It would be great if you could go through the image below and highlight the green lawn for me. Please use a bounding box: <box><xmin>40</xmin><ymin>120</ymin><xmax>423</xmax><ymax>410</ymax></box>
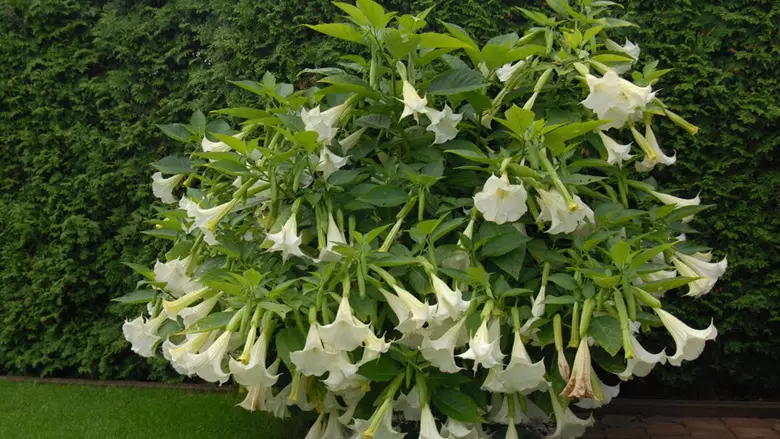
<box><xmin>0</xmin><ymin>381</ymin><xmax>307</xmax><ymax>439</ymax></box>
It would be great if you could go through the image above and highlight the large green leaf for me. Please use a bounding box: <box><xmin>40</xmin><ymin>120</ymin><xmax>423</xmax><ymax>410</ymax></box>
<box><xmin>152</xmin><ymin>155</ymin><xmax>194</xmax><ymax>174</ymax></box>
<box><xmin>427</xmin><ymin>69</ymin><xmax>484</xmax><ymax>95</ymax></box>
<box><xmin>183</xmin><ymin>311</ymin><xmax>234</xmax><ymax>333</ymax></box>
<box><xmin>357</xmin><ymin>356</ymin><xmax>401</xmax><ymax>382</ymax></box>
<box><xmin>589</xmin><ymin>315</ymin><xmax>622</xmax><ymax>356</ymax></box>
<box><xmin>432</xmin><ymin>388</ymin><xmax>481</xmax><ymax>423</ymax></box>
<box><xmin>306</xmin><ymin>23</ymin><xmax>366</xmax><ymax>45</ymax></box>
<box><xmin>358</xmin><ymin>185</ymin><xmax>409</xmax><ymax>207</ymax></box>
<box><xmin>112</xmin><ymin>289</ymin><xmax>156</xmax><ymax>304</ymax></box>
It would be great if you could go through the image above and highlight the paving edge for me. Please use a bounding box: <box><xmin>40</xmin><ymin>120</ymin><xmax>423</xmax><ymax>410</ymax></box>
<box><xmin>0</xmin><ymin>376</ymin><xmax>231</xmax><ymax>392</ymax></box>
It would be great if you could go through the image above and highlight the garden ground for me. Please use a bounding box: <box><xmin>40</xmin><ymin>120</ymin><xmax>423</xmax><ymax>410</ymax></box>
<box><xmin>0</xmin><ymin>380</ymin><xmax>305</xmax><ymax>439</ymax></box>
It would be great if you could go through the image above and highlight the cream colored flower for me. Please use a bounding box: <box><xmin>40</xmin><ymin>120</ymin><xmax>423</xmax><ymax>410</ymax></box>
<box><xmin>581</xmin><ymin>70</ymin><xmax>654</xmax><ymax>130</ymax></box>
<box><xmin>229</xmin><ymin>332</ymin><xmax>280</xmax><ymax>387</ymax></box>
<box><xmin>537</xmin><ymin>188</ymin><xmax>595</xmax><ymax>235</ymax></box>
<box><xmin>318</xmin><ymin>146</ymin><xmax>349</xmax><ymax>179</ymax></box>
<box><xmin>458</xmin><ymin>318</ymin><xmax>504</xmax><ymax>370</ymax></box>
<box><xmin>382</xmin><ymin>286</ymin><xmax>432</xmax><ymax>334</ymax></box>
<box><xmin>597</xmin><ymin>131</ymin><xmax>634</xmax><ymax>167</ymax></box>
<box><xmin>498</xmin><ymin>331</ymin><xmax>548</xmax><ymax>394</ymax></box>
<box><xmin>178</xmin><ymin>293</ymin><xmax>221</xmax><ymax>328</ymax></box>
<box><xmin>561</xmin><ymin>338</ymin><xmax>594</xmax><ymax>399</ymax></box>
<box><xmin>153</xmin><ymin>256</ymin><xmax>201</xmax><ymax>298</ymax></box>
<box><xmin>420</xmin><ymin>405</ymin><xmax>447</xmax><ymax>439</ymax></box>
<box><xmin>430</xmin><ymin>273</ymin><xmax>471</xmax><ymax>321</ymax></box>
<box><xmin>290</xmin><ymin>325</ymin><xmax>351</xmax><ymax>377</ymax></box>
<box><xmin>318</xmin><ymin>296</ymin><xmax>373</xmax><ymax>352</ymax></box>
<box><xmin>393</xmin><ymin>386</ymin><xmax>421</xmax><ymax>421</ymax></box>
<box><xmin>546</xmin><ymin>387</ymin><xmax>595</xmax><ymax>439</ymax></box>
<box><xmin>474</xmin><ymin>174</ymin><xmax>528</xmax><ymax>224</ymax></box>
<box><xmin>617</xmin><ymin>326</ymin><xmax>666</xmax><ymax>380</ymax></box>
<box><xmin>426</xmin><ymin>105</ymin><xmax>463</xmax><ymax>144</ymax></box>
<box><xmin>575</xmin><ymin>374</ymin><xmax>620</xmax><ymax>409</ymax></box>
<box><xmin>606</xmin><ymin>39</ymin><xmax>640</xmax><ymax>60</ymax></box>
<box><xmin>181</xmin><ymin>330</ymin><xmax>232</xmax><ymax>384</ymax></box>
<box><xmin>180</xmin><ymin>197</ymin><xmax>234</xmax><ymax>245</ymax></box>
<box><xmin>151</xmin><ymin>173</ymin><xmax>184</xmax><ymax>204</ymax></box>
<box><xmin>267</xmin><ymin>214</ymin><xmax>307</xmax><ymax>261</ymax></box>
<box><xmin>301</xmin><ymin>102</ymin><xmax>350</xmax><ymax>145</ymax></box>
<box><xmin>634</xmin><ymin>124</ymin><xmax>676</xmax><ymax>172</ymax></box>
<box><xmin>497</xmin><ymin>61</ymin><xmax>525</xmax><ymax>83</ymax></box>
<box><xmin>399</xmin><ymin>80</ymin><xmax>428</xmax><ymax>122</ymax></box>
<box><xmin>672</xmin><ymin>251</ymin><xmax>728</xmax><ymax>297</ymax></box>
<box><xmin>656</xmin><ymin>309</ymin><xmax>717</xmax><ymax>366</ymax></box>
<box><xmin>421</xmin><ymin>317</ymin><xmax>467</xmax><ymax>373</ymax></box>
<box><xmin>650</xmin><ymin>191</ymin><xmax>700</xmax><ymax>223</ymax></box>
<box><xmin>163</xmin><ymin>332</ymin><xmax>212</xmax><ymax>376</ymax></box>
<box><xmin>162</xmin><ymin>287</ymin><xmax>210</xmax><ymax>320</ymax></box>
<box><xmin>318</xmin><ymin>213</ymin><xmax>347</xmax><ymax>262</ymax></box>
<box><xmin>122</xmin><ymin>313</ymin><xmax>167</xmax><ymax>358</ymax></box>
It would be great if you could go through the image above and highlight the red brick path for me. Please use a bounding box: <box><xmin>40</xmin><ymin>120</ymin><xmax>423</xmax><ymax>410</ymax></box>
<box><xmin>583</xmin><ymin>415</ymin><xmax>780</xmax><ymax>439</ymax></box>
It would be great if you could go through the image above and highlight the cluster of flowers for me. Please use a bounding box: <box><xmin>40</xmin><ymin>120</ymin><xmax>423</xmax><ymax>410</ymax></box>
<box><xmin>123</xmin><ymin>1</ymin><xmax>729</xmax><ymax>438</ymax></box>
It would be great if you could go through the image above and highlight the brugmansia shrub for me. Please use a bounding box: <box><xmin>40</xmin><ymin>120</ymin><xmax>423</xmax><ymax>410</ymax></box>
<box><xmin>120</xmin><ymin>0</ymin><xmax>728</xmax><ymax>437</ymax></box>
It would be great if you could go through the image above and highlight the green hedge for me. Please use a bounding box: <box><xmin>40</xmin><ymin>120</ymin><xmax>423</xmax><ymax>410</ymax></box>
<box><xmin>1</xmin><ymin>0</ymin><xmax>777</xmax><ymax>397</ymax></box>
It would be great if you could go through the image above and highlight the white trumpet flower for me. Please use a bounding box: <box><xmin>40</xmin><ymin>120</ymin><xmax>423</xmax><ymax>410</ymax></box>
<box><xmin>164</xmin><ymin>331</ymin><xmax>212</xmax><ymax>375</ymax></box>
<box><xmin>337</xmin><ymin>128</ymin><xmax>366</xmax><ymax>153</ymax></box>
<box><xmin>201</xmin><ymin>135</ymin><xmax>231</xmax><ymax>152</ymax></box>
<box><xmin>650</xmin><ymin>191</ymin><xmax>701</xmax><ymax>223</ymax></box>
<box><xmin>421</xmin><ymin>317</ymin><xmax>467</xmax><ymax>373</ymax></box>
<box><xmin>575</xmin><ymin>374</ymin><xmax>620</xmax><ymax>409</ymax></box>
<box><xmin>672</xmin><ymin>251</ymin><xmax>728</xmax><ymax>297</ymax></box>
<box><xmin>606</xmin><ymin>39</ymin><xmax>640</xmax><ymax>61</ymax></box>
<box><xmin>561</xmin><ymin>338</ymin><xmax>595</xmax><ymax>399</ymax></box>
<box><xmin>582</xmin><ymin>70</ymin><xmax>654</xmax><ymax>130</ymax></box>
<box><xmin>440</xmin><ymin>419</ymin><xmax>487</xmax><ymax>439</ymax></box>
<box><xmin>122</xmin><ymin>313</ymin><xmax>167</xmax><ymax>358</ymax></box>
<box><xmin>489</xmin><ymin>394</ymin><xmax>530</xmax><ymax>425</ymax></box>
<box><xmin>547</xmin><ymin>388</ymin><xmax>595</xmax><ymax>439</ymax></box>
<box><xmin>151</xmin><ymin>173</ymin><xmax>184</xmax><ymax>204</ymax></box>
<box><xmin>498</xmin><ymin>331</ymin><xmax>548</xmax><ymax>394</ymax></box>
<box><xmin>350</xmin><ymin>410</ymin><xmax>404</xmax><ymax>439</ymax></box>
<box><xmin>537</xmin><ymin>188</ymin><xmax>595</xmax><ymax>235</ymax></box>
<box><xmin>382</xmin><ymin>286</ymin><xmax>431</xmax><ymax>334</ymax></box>
<box><xmin>182</xmin><ymin>330</ymin><xmax>232</xmax><ymax>384</ymax></box>
<box><xmin>229</xmin><ymin>332</ymin><xmax>280</xmax><ymax>387</ymax></box>
<box><xmin>497</xmin><ymin>61</ymin><xmax>525</xmax><ymax>83</ymax></box>
<box><xmin>655</xmin><ymin>309</ymin><xmax>717</xmax><ymax>366</ymax></box>
<box><xmin>322</xmin><ymin>360</ymin><xmax>364</xmax><ymax>393</ymax></box>
<box><xmin>238</xmin><ymin>384</ymin><xmax>267</xmax><ymax>412</ymax></box>
<box><xmin>301</xmin><ymin>102</ymin><xmax>350</xmax><ymax>145</ymax></box>
<box><xmin>474</xmin><ymin>174</ymin><xmax>528</xmax><ymax>225</ymax></box>
<box><xmin>393</xmin><ymin>386</ymin><xmax>421</xmax><ymax>421</ymax></box>
<box><xmin>430</xmin><ymin>274</ymin><xmax>471</xmax><ymax>321</ymax></box>
<box><xmin>420</xmin><ymin>405</ymin><xmax>447</xmax><ymax>439</ymax></box>
<box><xmin>267</xmin><ymin>214</ymin><xmax>307</xmax><ymax>261</ymax></box>
<box><xmin>597</xmin><ymin>131</ymin><xmax>634</xmax><ymax>167</ymax></box>
<box><xmin>617</xmin><ymin>327</ymin><xmax>666</xmax><ymax>380</ymax></box>
<box><xmin>290</xmin><ymin>325</ymin><xmax>345</xmax><ymax>377</ymax></box>
<box><xmin>153</xmin><ymin>256</ymin><xmax>201</xmax><ymax>298</ymax></box>
<box><xmin>458</xmin><ymin>318</ymin><xmax>504</xmax><ymax>370</ymax></box>
<box><xmin>318</xmin><ymin>213</ymin><xmax>347</xmax><ymax>262</ymax></box>
<box><xmin>399</xmin><ymin>80</ymin><xmax>428</xmax><ymax>122</ymax></box>
<box><xmin>318</xmin><ymin>146</ymin><xmax>349</xmax><ymax>179</ymax></box>
<box><xmin>318</xmin><ymin>296</ymin><xmax>373</xmax><ymax>352</ymax></box>
<box><xmin>305</xmin><ymin>413</ymin><xmax>327</xmax><ymax>439</ymax></box>
<box><xmin>426</xmin><ymin>105</ymin><xmax>463</xmax><ymax>144</ymax></box>
<box><xmin>635</xmin><ymin>124</ymin><xmax>677</xmax><ymax>172</ymax></box>
<box><xmin>180</xmin><ymin>197</ymin><xmax>234</xmax><ymax>245</ymax></box>
<box><xmin>481</xmin><ymin>364</ymin><xmax>506</xmax><ymax>392</ymax></box>
<box><xmin>178</xmin><ymin>293</ymin><xmax>221</xmax><ymax>328</ymax></box>
<box><xmin>162</xmin><ymin>287</ymin><xmax>210</xmax><ymax>320</ymax></box>
<box><xmin>358</xmin><ymin>332</ymin><xmax>391</xmax><ymax>366</ymax></box>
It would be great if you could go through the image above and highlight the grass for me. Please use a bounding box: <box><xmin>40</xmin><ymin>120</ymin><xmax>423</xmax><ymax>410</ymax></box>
<box><xmin>0</xmin><ymin>381</ymin><xmax>307</xmax><ymax>439</ymax></box>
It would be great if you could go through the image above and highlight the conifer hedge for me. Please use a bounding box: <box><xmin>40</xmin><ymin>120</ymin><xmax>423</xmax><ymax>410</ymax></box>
<box><xmin>1</xmin><ymin>0</ymin><xmax>777</xmax><ymax>397</ymax></box>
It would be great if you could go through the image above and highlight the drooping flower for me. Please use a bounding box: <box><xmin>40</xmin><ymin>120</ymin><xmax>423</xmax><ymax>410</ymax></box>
<box><xmin>420</xmin><ymin>405</ymin><xmax>447</xmax><ymax>439</ymax></box>
<box><xmin>318</xmin><ymin>296</ymin><xmax>373</xmax><ymax>352</ymax></box>
<box><xmin>337</xmin><ymin>128</ymin><xmax>366</xmax><ymax>153</ymax></box>
<box><xmin>164</xmin><ymin>331</ymin><xmax>212</xmax><ymax>375</ymax></box>
<box><xmin>440</xmin><ymin>419</ymin><xmax>487</xmax><ymax>439</ymax></box>
<box><xmin>481</xmin><ymin>364</ymin><xmax>506</xmax><ymax>392</ymax></box>
<box><xmin>358</xmin><ymin>331</ymin><xmax>391</xmax><ymax>366</ymax></box>
<box><xmin>474</xmin><ymin>174</ymin><xmax>528</xmax><ymax>225</ymax></box>
<box><xmin>458</xmin><ymin>318</ymin><xmax>504</xmax><ymax>370</ymax></box>
<box><xmin>318</xmin><ymin>213</ymin><xmax>347</xmax><ymax>262</ymax></box>
<box><xmin>498</xmin><ymin>331</ymin><xmax>548</xmax><ymax>394</ymax></box>
<box><xmin>655</xmin><ymin>308</ymin><xmax>717</xmax><ymax>366</ymax></box>
<box><xmin>301</xmin><ymin>102</ymin><xmax>350</xmax><ymax>145</ymax></box>
<box><xmin>546</xmin><ymin>387</ymin><xmax>595</xmax><ymax>439</ymax></box>
<box><xmin>181</xmin><ymin>330</ymin><xmax>233</xmax><ymax>384</ymax></box>
<box><xmin>497</xmin><ymin>61</ymin><xmax>525</xmax><ymax>83</ymax></box>
<box><xmin>238</xmin><ymin>384</ymin><xmax>267</xmax><ymax>412</ymax></box>
<box><xmin>178</xmin><ymin>293</ymin><xmax>221</xmax><ymax>328</ymax></box>
<box><xmin>180</xmin><ymin>197</ymin><xmax>235</xmax><ymax>245</ymax></box>
<box><xmin>305</xmin><ymin>413</ymin><xmax>327</xmax><ymax>439</ymax></box>
<box><xmin>597</xmin><ymin>131</ymin><xmax>634</xmax><ymax>167</ymax></box>
<box><xmin>318</xmin><ymin>146</ymin><xmax>349</xmax><ymax>179</ymax></box>
<box><xmin>520</xmin><ymin>284</ymin><xmax>547</xmax><ymax>334</ymax></box>
<box><xmin>153</xmin><ymin>256</ymin><xmax>201</xmax><ymax>298</ymax></box>
<box><xmin>122</xmin><ymin>313</ymin><xmax>167</xmax><ymax>357</ymax></box>
<box><xmin>650</xmin><ymin>191</ymin><xmax>701</xmax><ymax>222</ymax></box>
<box><xmin>151</xmin><ymin>173</ymin><xmax>184</xmax><ymax>204</ymax></box>
<box><xmin>229</xmin><ymin>332</ymin><xmax>280</xmax><ymax>387</ymax></box>
<box><xmin>162</xmin><ymin>287</ymin><xmax>210</xmax><ymax>320</ymax></box>
<box><xmin>267</xmin><ymin>214</ymin><xmax>307</xmax><ymax>261</ymax></box>
<box><xmin>349</xmin><ymin>410</ymin><xmax>404</xmax><ymax>439</ymax></box>
<box><xmin>201</xmin><ymin>135</ymin><xmax>231</xmax><ymax>152</ymax></box>
<box><xmin>581</xmin><ymin>70</ymin><xmax>654</xmax><ymax>130</ymax></box>
<box><xmin>561</xmin><ymin>338</ymin><xmax>595</xmax><ymax>399</ymax></box>
<box><xmin>290</xmin><ymin>324</ymin><xmax>346</xmax><ymax>377</ymax></box>
<box><xmin>430</xmin><ymin>273</ymin><xmax>471</xmax><ymax>321</ymax></box>
<box><xmin>426</xmin><ymin>105</ymin><xmax>463</xmax><ymax>144</ymax></box>
<box><xmin>421</xmin><ymin>317</ymin><xmax>467</xmax><ymax>373</ymax></box>
<box><xmin>617</xmin><ymin>326</ymin><xmax>666</xmax><ymax>381</ymax></box>
<box><xmin>536</xmin><ymin>188</ymin><xmax>595</xmax><ymax>235</ymax></box>
<box><xmin>634</xmin><ymin>124</ymin><xmax>677</xmax><ymax>172</ymax></box>
<box><xmin>322</xmin><ymin>359</ymin><xmax>364</xmax><ymax>393</ymax></box>
<box><xmin>382</xmin><ymin>286</ymin><xmax>431</xmax><ymax>334</ymax></box>
<box><xmin>399</xmin><ymin>80</ymin><xmax>428</xmax><ymax>122</ymax></box>
<box><xmin>393</xmin><ymin>386</ymin><xmax>421</xmax><ymax>421</ymax></box>
<box><xmin>672</xmin><ymin>251</ymin><xmax>728</xmax><ymax>297</ymax></box>
<box><xmin>321</xmin><ymin>412</ymin><xmax>348</xmax><ymax>439</ymax></box>
<box><xmin>575</xmin><ymin>374</ymin><xmax>620</xmax><ymax>409</ymax></box>
<box><xmin>606</xmin><ymin>39</ymin><xmax>640</xmax><ymax>61</ymax></box>
<box><xmin>488</xmin><ymin>393</ymin><xmax>531</xmax><ymax>425</ymax></box>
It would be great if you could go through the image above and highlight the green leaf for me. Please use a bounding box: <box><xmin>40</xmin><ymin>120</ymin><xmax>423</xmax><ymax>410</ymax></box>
<box><xmin>440</xmin><ymin>22</ymin><xmax>479</xmax><ymax>50</ymax></box>
<box><xmin>112</xmin><ymin>289</ymin><xmax>156</xmax><ymax>304</ymax></box>
<box><xmin>640</xmin><ymin>276</ymin><xmax>699</xmax><ymax>293</ymax></box>
<box><xmin>183</xmin><ymin>311</ymin><xmax>234</xmax><ymax>333</ymax></box>
<box><xmin>210</xmin><ymin>107</ymin><xmax>269</xmax><ymax>119</ymax></box>
<box><xmin>599</xmin><ymin>17</ymin><xmax>637</xmax><ymax>28</ymax></box>
<box><xmin>432</xmin><ymin>217</ymin><xmax>467</xmax><ymax>243</ymax></box>
<box><xmin>356</xmin><ymin>113</ymin><xmax>391</xmax><ymax>129</ymax></box>
<box><xmin>592</xmin><ymin>53</ymin><xmax>635</xmax><ymax>63</ymax></box>
<box><xmin>497</xmin><ymin>105</ymin><xmax>535</xmax><ymax>136</ymax></box>
<box><xmin>419</xmin><ymin>32</ymin><xmax>475</xmax><ymax>50</ymax></box>
<box><xmin>305</xmin><ymin>23</ymin><xmax>366</xmax><ymax>45</ymax></box>
<box><xmin>630</xmin><ymin>242</ymin><xmax>677</xmax><ymax>271</ymax></box>
<box><xmin>491</xmin><ymin>246</ymin><xmax>526</xmax><ymax>280</ymax></box>
<box><xmin>544</xmin><ymin>295</ymin><xmax>576</xmax><ymax>305</ymax></box>
<box><xmin>157</xmin><ymin>123</ymin><xmax>191</xmax><ymax>143</ymax></box>
<box><xmin>328</xmin><ymin>170</ymin><xmax>365</xmax><ymax>186</ymax></box>
<box><xmin>276</xmin><ymin>327</ymin><xmax>305</xmax><ymax>370</ymax></box>
<box><xmin>359</xmin><ymin>185</ymin><xmax>409</xmax><ymax>207</ymax></box>
<box><xmin>589</xmin><ymin>315</ymin><xmax>622</xmax><ymax>356</ymax></box>
<box><xmin>152</xmin><ymin>155</ymin><xmax>194</xmax><ymax>175</ymax></box>
<box><xmin>444</xmin><ymin>149</ymin><xmax>496</xmax><ymax>165</ymax></box>
<box><xmin>610</xmin><ymin>240</ymin><xmax>632</xmax><ymax>266</ymax></box>
<box><xmin>480</xmin><ymin>232</ymin><xmax>528</xmax><ymax>257</ymax></box>
<box><xmin>228</xmin><ymin>80</ymin><xmax>267</xmax><ymax>97</ymax></box>
<box><xmin>427</xmin><ymin>69</ymin><xmax>484</xmax><ymax>95</ymax></box>
<box><xmin>559</xmin><ymin>174</ymin><xmax>607</xmax><ymax>185</ymax></box>
<box><xmin>158</xmin><ymin>320</ymin><xmax>183</xmax><ymax>339</ymax></box>
<box><xmin>357</xmin><ymin>356</ymin><xmax>401</xmax><ymax>382</ymax></box>
<box><xmin>432</xmin><ymin>388</ymin><xmax>481</xmax><ymax>423</ymax></box>
<box><xmin>548</xmin><ymin>273</ymin><xmax>577</xmax><ymax>290</ymax></box>
<box><xmin>665</xmin><ymin>205</ymin><xmax>713</xmax><ymax>224</ymax></box>
<box><xmin>122</xmin><ymin>262</ymin><xmax>155</xmax><ymax>280</ymax></box>
<box><xmin>544</xmin><ymin>120</ymin><xmax>609</xmax><ymax>155</ymax></box>
<box><xmin>257</xmin><ymin>301</ymin><xmax>292</xmax><ymax>319</ymax></box>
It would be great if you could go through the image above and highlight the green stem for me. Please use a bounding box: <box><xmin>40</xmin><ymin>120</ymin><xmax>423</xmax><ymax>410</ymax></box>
<box><xmin>613</xmin><ymin>289</ymin><xmax>635</xmax><ymax>359</ymax></box>
<box><xmin>379</xmin><ymin>197</ymin><xmax>417</xmax><ymax>252</ymax></box>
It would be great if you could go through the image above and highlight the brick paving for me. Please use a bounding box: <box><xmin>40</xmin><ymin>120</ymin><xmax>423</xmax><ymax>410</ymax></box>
<box><xmin>584</xmin><ymin>415</ymin><xmax>780</xmax><ymax>439</ymax></box>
